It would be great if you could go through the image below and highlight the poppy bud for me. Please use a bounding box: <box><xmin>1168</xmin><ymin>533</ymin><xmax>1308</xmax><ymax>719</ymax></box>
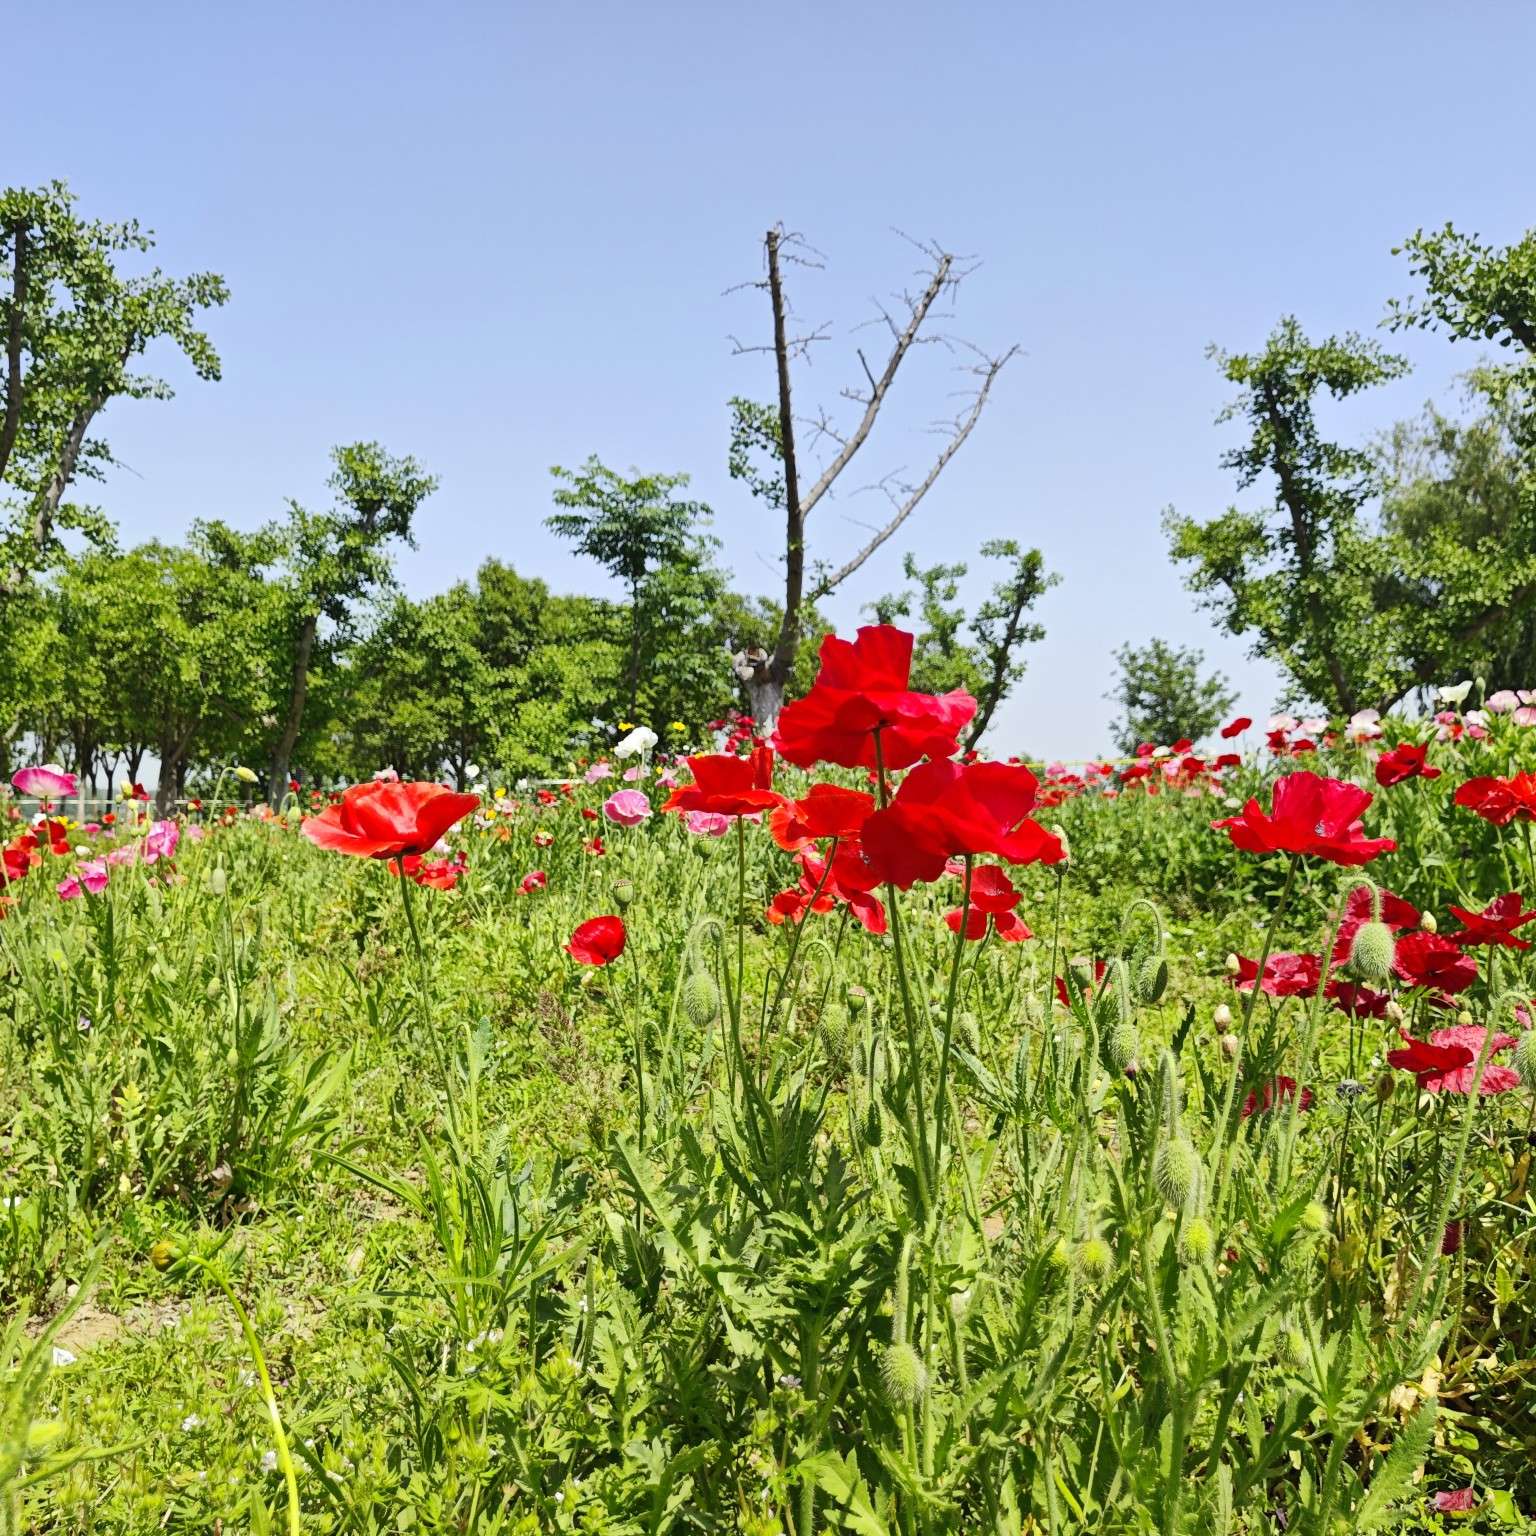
<box><xmin>680</xmin><ymin>972</ymin><xmax>720</xmax><ymax>1029</ymax></box>
<box><xmin>1136</xmin><ymin>954</ymin><xmax>1169</xmax><ymax>1005</ymax></box>
<box><xmin>1456</xmin><ymin>1010</ymin><xmax>1473</xmax><ymax>1029</ymax></box>
<box><xmin>1178</xmin><ymin>1214</ymin><xmax>1213</xmax><ymax>1266</ymax></box>
<box><xmin>1044</xmin><ymin>1236</ymin><xmax>1072</xmax><ymax>1272</ymax></box>
<box><xmin>1385</xmin><ymin>1000</ymin><xmax>1406</xmax><ymax>1024</ymax></box>
<box><xmin>862</xmin><ymin>1100</ymin><xmax>884</xmax><ymax>1148</ymax></box>
<box><xmin>1105</xmin><ymin>1017</ymin><xmax>1140</xmax><ymax>1078</ymax></box>
<box><xmin>956</xmin><ymin>1011</ymin><xmax>980</xmax><ymax>1056</ymax></box>
<box><xmin>819</xmin><ymin>1008</ymin><xmax>852</xmax><ymax>1066</ymax></box>
<box><xmin>1420</xmin><ymin>912</ymin><xmax>1437</xmax><ymax>935</ymax></box>
<box><xmin>1514</xmin><ymin>1030</ymin><xmax>1536</xmax><ymax>1086</ymax></box>
<box><xmin>233</xmin><ymin>766</ymin><xmax>259</xmax><ymax>784</ymax></box>
<box><xmin>1213</xmin><ymin>1003</ymin><xmax>1233</xmax><ymax>1029</ymax></box>
<box><xmin>208</xmin><ymin>866</ymin><xmax>228</xmax><ymax>897</ymax></box>
<box><xmin>1376</xmin><ymin>1072</ymin><xmax>1397</xmax><ymax>1104</ymax></box>
<box><xmin>1347</xmin><ymin>921</ymin><xmax>1395</xmax><ymax>984</ymax></box>
<box><xmin>1224</xmin><ymin>953</ymin><xmax>1241</xmax><ymax>977</ymax></box>
<box><xmin>1298</xmin><ymin>1201</ymin><xmax>1329</xmax><ymax>1236</ymax></box>
<box><xmin>1050</xmin><ymin>825</ymin><xmax>1071</xmax><ymax>866</ymax></box>
<box><xmin>880</xmin><ymin>1342</ymin><xmax>928</xmax><ymax>1406</ymax></box>
<box><xmin>1279</xmin><ymin>1321</ymin><xmax>1308</xmax><ymax>1367</ymax></box>
<box><xmin>1077</xmin><ymin>1237</ymin><xmax>1114</xmax><ymax>1283</ymax></box>
<box><xmin>612</xmin><ymin>878</ymin><xmax>635</xmax><ymax>908</ymax></box>
<box><xmin>149</xmin><ymin>1238</ymin><xmax>183</xmax><ymax>1272</ymax></box>
<box><xmin>1154</xmin><ymin>1137</ymin><xmax>1201</xmax><ymax>1209</ymax></box>
<box><xmin>1220</xmin><ymin>1032</ymin><xmax>1241</xmax><ymax>1061</ymax></box>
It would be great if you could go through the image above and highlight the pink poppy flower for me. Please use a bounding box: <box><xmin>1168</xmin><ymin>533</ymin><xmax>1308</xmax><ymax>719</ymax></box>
<box><xmin>106</xmin><ymin>844</ymin><xmax>138</xmax><ymax>867</ymax></box>
<box><xmin>140</xmin><ymin>820</ymin><xmax>180</xmax><ymax>863</ymax></box>
<box><xmin>584</xmin><ymin>762</ymin><xmax>614</xmax><ymax>784</ymax></box>
<box><xmin>622</xmin><ymin>765</ymin><xmax>644</xmax><ymax>782</ymax></box>
<box><xmin>372</xmin><ymin>766</ymin><xmax>401</xmax><ymax>782</ymax></box>
<box><xmin>58</xmin><ymin>859</ymin><xmax>108</xmax><ymax>899</ymax></box>
<box><xmin>602</xmin><ymin>789</ymin><xmax>652</xmax><ymax>827</ymax></box>
<box><xmin>685</xmin><ymin>809</ymin><xmax>731</xmax><ymax>837</ymax></box>
<box><xmin>12</xmin><ymin>764</ymin><xmax>78</xmax><ymax>800</ymax></box>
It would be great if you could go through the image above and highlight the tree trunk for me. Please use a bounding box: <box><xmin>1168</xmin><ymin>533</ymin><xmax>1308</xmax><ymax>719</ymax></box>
<box><xmin>270</xmin><ymin>613</ymin><xmax>318</xmax><ymax>800</ymax></box>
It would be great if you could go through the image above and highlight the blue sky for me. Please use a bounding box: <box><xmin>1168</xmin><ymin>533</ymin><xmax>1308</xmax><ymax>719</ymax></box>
<box><xmin>8</xmin><ymin>2</ymin><xmax>1536</xmax><ymax>757</ymax></box>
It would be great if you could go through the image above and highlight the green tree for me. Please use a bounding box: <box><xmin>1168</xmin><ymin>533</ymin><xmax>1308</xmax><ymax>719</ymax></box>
<box><xmin>1106</xmin><ymin>638</ymin><xmax>1236</xmax><ymax>754</ymax></box>
<box><xmin>0</xmin><ymin>181</ymin><xmax>227</xmax><ymax>600</ymax></box>
<box><xmin>1164</xmin><ymin>318</ymin><xmax>1409</xmax><ymax>715</ymax></box>
<box><xmin>547</xmin><ymin>456</ymin><xmax>710</xmax><ymax>721</ymax></box>
<box><xmin>256</xmin><ymin>442</ymin><xmax>436</xmax><ymax>795</ymax></box>
<box><xmin>870</xmin><ymin>540</ymin><xmax>1055</xmax><ymax>748</ymax></box>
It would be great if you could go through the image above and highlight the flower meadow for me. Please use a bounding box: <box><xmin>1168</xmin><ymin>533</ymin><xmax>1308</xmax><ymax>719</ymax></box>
<box><xmin>7</xmin><ymin>627</ymin><xmax>1536</xmax><ymax>1533</ymax></box>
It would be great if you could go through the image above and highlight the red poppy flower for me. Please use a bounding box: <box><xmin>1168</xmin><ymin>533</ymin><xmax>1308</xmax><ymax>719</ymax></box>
<box><xmin>1393</xmin><ymin>931</ymin><xmax>1477</xmax><ymax>994</ymax></box>
<box><xmin>662</xmin><ymin>747</ymin><xmax>784</xmax><ymax>818</ymax></box>
<box><xmin>1214</xmin><ymin>752</ymin><xmax>1241</xmax><ymax>770</ymax></box>
<box><xmin>1331</xmin><ymin>884</ymin><xmax>1420</xmax><ymax>966</ymax></box>
<box><xmin>584</xmin><ymin>836</ymin><xmax>606</xmax><ymax>856</ymax></box>
<box><xmin>1387</xmin><ymin>1026</ymin><xmax>1518</xmax><ymax>1094</ymax></box>
<box><xmin>766</xmin><ymin>844</ymin><xmax>886</xmax><ymax>935</ymax></box>
<box><xmin>393</xmin><ymin>852</ymin><xmax>466</xmax><ymax>890</ymax></box>
<box><xmin>1171</xmin><ymin>737</ymin><xmax>1193</xmax><ymax>754</ymax></box>
<box><xmin>772</xmin><ymin>625</ymin><xmax>976</xmax><ymax>772</ymax></box>
<box><xmin>1454</xmin><ymin>771</ymin><xmax>1536</xmax><ymax>826</ymax></box>
<box><xmin>581</xmin><ymin>806</ymin><xmax>598</xmax><ymax>821</ymax></box>
<box><xmin>520</xmin><ymin>870</ymin><xmax>548</xmax><ymax>894</ymax></box>
<box><xmin>1231</xmin><ymin>951</ymin><xmax>1321</xmax><ymax>998</ymax></box>
<box><xmin>302</xmin><ymin>781</ymin><xmax>479</xmax><ymax>859</ymax></box>
<box><xmin>860</xmin><ymin>760</ymin><xmax>1063</xmax><ymax>889</ymax></box>
<box><xmin>567</xmin><ymin>914</ymin><xmax>627</xmax><ymax>966</ymax></box>
<box><xmin>1212</xmin><ymin>771</ymin><xmax>1395</xmax><ymax>866</ymax></box>
<box><xmin>768</xmin><ymin>783</ymin><xmax>875</xmax><ymax>851</ymax></box>
<box><xmin>967</xmin><ymin>863</ymin><xmax>1021</xmax><ymax>913</ymax></box>
<box><xmin>1220</xmin><ymin>716</ymin><xmax>1252</xmax><ymax>739</ymax></box>
<box><xmin>532</xmin><ymin>830</ymin><xmax>554</xmax><ymax>848</ymax></box>
<box><xmin>945</xmin><ymin>904</ymin><xmax>1032</xmax><ymax>943</ymax></box>
<box><xmin>1447</xmin><ymin>891</ymin><xmax>1536</xmax><ymax>949</ymax></box>
<box><xmin>1055</xmin><ymin>959</ymin><xmax>1108</xmax><ymax>1008</ymax></box>
<box><xmin>1374</xmin><ymin>741</ymin><xmax>1440</xmax><ymax>787</ymax></box>
<box><xmin>1326</xmin><ymin>979</ymin><xmax>1391</xmax><ymax>1019</ymax></box>
<box><xmin>1240</xmin><ymin>1075</ymin><xmax>1313</xmax><ymax>1118</ymax></box>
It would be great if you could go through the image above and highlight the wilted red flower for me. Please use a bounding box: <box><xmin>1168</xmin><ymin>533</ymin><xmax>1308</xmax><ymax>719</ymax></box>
<box><xmin>532</xmin><ymin>830</ymin><xmax>554</xmax><ymax>848</ymax></box>
<box><xmin>662</xmin><ymin>747</ymin><xmax>783</xmax><ymax>818</ymax></box>
<box><xmin>860</xmin><ymin>760</ymin><xmax>1063</xmax><ymax>889</ymax></box>
<box><xmin>1240</xmin><ymin>1075</ymin><xmax>1313</xmax><ymax>1118</ymax></box>
<box><xmin>1374</xmin><ymin>741</ymin><xmax>1440</xmax><ymax>787</ymax></box>
<box><xmin>1232</xmin><ymin>951</ymin><xmax>1321</xmax><ymax>998</ymax></box>
<box><xmin>302</xmin><ymin>781</ymin><xmax>479</xmax><ymax>859</ymax></box>
<box><xmin>520</xmin><ymin>870</ymin><xmax>548</xmax><ymax>894</ymax></box>
<box><xmin>1393</xmin><ymin>931</ymin><xmax>1477</xmax><ymax>994</ymax></box>
<box><xmin>1213</xmin><ymin>771</ymin><xmax>1394</xmax><ymax>865</ymax></box>
<box><xmin>945</xmin><ymin>905</ymin><xmax>1032</xmax><ymax>943</ymax></box>
<box><xmin>772</xmin><ymin>625</ymin><xmax>975</xmax><ymax>772</ymax></box>
<box><xmin>566</xmin><ymin>914</ymin><xmax>627</xmax><ymax>966</ymax></box>
<box><xmin>1431</xmin><ymin>1488</ymin><xmax>1477</xmax><ymax>1513</ymax></box>
<box><xmin>1454</xmin><ymin>771</ymin><xmax>1536</xmax><ymax>826</ymax></box>
<box><xmin>1447</xmin><ymin>891</ymin><xmax>1536</xmax><ymax>950</ymax></box>
<box><xmin>1387</xmin><ymin>1026</ymin><xmax>1518</xmax><ymax>1094</ymax></box>
<box><xmin>1441</xmin><ymin>1220</ymin><xmax>1463</xmax><ymax>1256</ymax></box>
<box><xmin>769</xmin><ymin>783</ymin><xmax>875</xmax><ymax>851</ymax></box>
<box><xmin>1332</xmin><ymin>884</ymin><xmax>1420</xmax><ymax>965</ymax></box>
<box><xmin>1055</xmin><ymin>959</ymin><xmax>1108</xmax><ymax>1008</ymax></box>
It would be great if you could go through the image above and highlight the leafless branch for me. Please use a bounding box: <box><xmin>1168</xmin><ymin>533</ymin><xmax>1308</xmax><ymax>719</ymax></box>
<box><xmin>809</xmin><ymin>345</ymin><xmax>1019</xmax><ymax>601</ymax></box>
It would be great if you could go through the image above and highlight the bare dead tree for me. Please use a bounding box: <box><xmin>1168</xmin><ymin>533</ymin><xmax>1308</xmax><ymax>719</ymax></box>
<box><xmin>728</xmin><ymin>226</ymin><xmax>1017</xmax><ymax>727</ymax></box>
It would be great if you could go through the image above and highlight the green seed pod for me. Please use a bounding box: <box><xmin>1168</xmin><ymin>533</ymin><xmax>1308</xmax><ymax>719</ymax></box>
<box><xmin>680</xmin><ymin>971</ymin><xmax>720</xmax><ymax>1029</ymax></box>
<box><xmin>1136</xmin><ymin>953</ymin><xmax>1169</xmax><ymax>1005</ymax></box>
<box><xmin>1077</xmin><ymin>1237</ymin><xmax>1114</xmax><ymax>1283</ymax></box>
<box><xmin>1154</xmin><ymin>1137</ymin><xmax>1201</xmax><ymax>1209</ymax></box>
<box><xmin>1298</xmin><ymin>1201</ymin><xmax>1330</xmax><ymax>1236</ymax></box>
<box><xmin>612</xmin><ymin>878</ymin><xmax>636</xmax><ymax>907</ymax></box>
<box><xmin>880</xmin><ymin>1342</ymin><xmax>928</xmax><ymax>1406</ymax></box>
<box><xmin>1347</xmin><ymin>921</ymin><xmax>1396</xmax><ymax>984</ymax></box>
<box><xmin>1514</xmin><ymin>1030</ymin><xmax>1536</xmax><ymax>1087</ymax></box>
<box><xmin>1178</xmin><ymin>1214</ymin><xmax>1214</xmax><ymax>1266</ymax></box>
<box><xmin>845</xmin><ymin>986</ymin><xmax>869</xmax><ymax>1017</ymax></box>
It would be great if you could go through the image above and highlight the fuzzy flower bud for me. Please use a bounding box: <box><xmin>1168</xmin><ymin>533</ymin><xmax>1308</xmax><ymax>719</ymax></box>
<box><xmin>149</xmin><ymin>1238</ymin><xmax>184</xmax><ymax>1272</ymax></box>
<box><xmin>1514</xmin><ymin>1030</ymin><xmax>1536</xmax><ymax>1087</ymax></box>
<box><xmin>1420</xmin><ymin>912</ymin><xmax>1437</xmax><ymax>935</ymax></box>
<box><xmin>1347</xmin><ymin>921</ymin><xmax>1396</xmax><ymax>985</ymax></box>
<box><xmin>1298</xmin><ymin>1201</ymin><xmax>1330</xmax><ymax>1236</ymax></box>
<box><xmin>880</xmin><ymin>1342</ymin><xmax>928</xmax><ymax>1407</ymax></box>
<box><xmin>1212</xmin><ymin>1003</ymin><xmax>1233</xmax><ymax>1029</ymax></box>
<box><xmin>233</xmin><ymin>766</ymin><xmax>259</xmax><ymax>784</ymax></box>
<box><xmin>680</xmin><ymin>972</ymin><xmax>720</xmax><ymax>1029</ymax></box>
<box><xmin>1076</xmin><ymin>1237</ymin><xmax>1114</xmax><ymax>1283</ymax></box>
<box><xmin>1136</xmin><ymin>954</ymin><xmax>1169</xmax><ymax>1005</ymax></box>
<box><xmin>1153</xmin><ymin>1137</ymin><xmax>1201</xmax><ymax>1209</ymax></box>
<box><xmin>1220</xmin><ymin>1032</ymin><xmax>1241</xmax><ymax>1061</ymax></box>
<box><xmin>1224</xmin><ymin>952</ymin><xmax>1241</xmax><ymax>977</ymax></box>
<box><xmin>1178</xmin><ymin>1214</ymin><xmax>1214</xmax><ymax>1266</ymax></box>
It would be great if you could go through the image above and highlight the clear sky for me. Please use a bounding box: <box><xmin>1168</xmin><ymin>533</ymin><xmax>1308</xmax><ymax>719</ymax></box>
<box><xmin>8</xmin><ymin>2</ymin><xmax>1536</xmax><ymax>758</ymax></box>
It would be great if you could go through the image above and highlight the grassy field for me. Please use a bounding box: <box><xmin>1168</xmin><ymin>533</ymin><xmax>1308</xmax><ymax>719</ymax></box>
<box><xmin>5</xmin><ymin>702</ymin><xmax>1536</xmax><ymax>1533</ymax></box>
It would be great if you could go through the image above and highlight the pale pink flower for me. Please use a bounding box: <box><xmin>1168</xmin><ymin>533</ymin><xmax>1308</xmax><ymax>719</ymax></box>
<box><xmin>82</xmin><ymin>822</ymin><xmax>101</xmax><ymax>836</ymax></box>
<box><xmin>141</xmin><ymin>820</ymin><xmax>180</xmax><ymax>864</ymax></box>
<box><xmin>1464</xmin><ymin>709</ymin><xmax>1491</xmax><ymax>741</ymax></box>
<box><xmin>1300</xmin><ymin>716</ymin><xmax>1329</xmax><ymax>736</ymax></box>
<box><xmin>186</xmin><ymin>824</ymin><xmax>206</xmax><ymax>842</ymax></box>
<box><xmin>621</xmin><ymin>765</ymin><xmax>644</xmax><ymax>782</ymax></box>
<box><xmin>372</xmin><ymin>766</ymin><xmax>401</xmax><ymax>783</ymax></box>
<box><xmin>1267</xmin><ymin>714</ymin><xmax>1297</xmax><ymax>734</ymax></box>
<box><xmin>584</xmin><ymin>762</ymin><xmax>614</xmax><ymax>784</ymax></box>
<box><xmin>602</xmin><ymin>789</ymin><xmax>652</xmax><ymax>827</ymax></box>
<box><xmin>106</xmin><ymin>844</ymin><xmax>138</xmax><ymax>868</ymax></box>
<box><xmin>655</xmin><ymin>770</ymin><xmax>679</xmax><ymax>790</ymax></box>
<box><xmin>1486</xmin><ymin>689</ymin><xmax>1520</xmax><ymax>714</ymax></box>
<box><xmin>1345</xmin><ymin>708</ymin><xmax>1382</xmax><ymax>743</ymax></box>
<box><xmin>684</xmin><ymin>810</ymin><xmax>730</xmax><ymax>837</ymax></box>
<box><xmin>12</xmin><ymin>764</ymin><xmax>78</xmax><ymax>800</ymax></box>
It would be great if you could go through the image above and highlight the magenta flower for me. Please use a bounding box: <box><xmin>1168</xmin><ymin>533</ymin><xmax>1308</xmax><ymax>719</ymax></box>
<box><xmin>685</xmin><ymin>809</ymin><xmax>731</xmax><ymax>838</ymax></box>
<box><xmin>602</xmin><ymin>789</ymin><xmax>652</xmax><ymax>827</ymax></box>
<box><xmin>58</xmin><ymin>859</ymin><xmax>108</xmax><ymax>900</ymax></box>
<box><xmin>12</xmin><ymin>764</ymin><xmax>78</xmax><ymax>800</ymax></box>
